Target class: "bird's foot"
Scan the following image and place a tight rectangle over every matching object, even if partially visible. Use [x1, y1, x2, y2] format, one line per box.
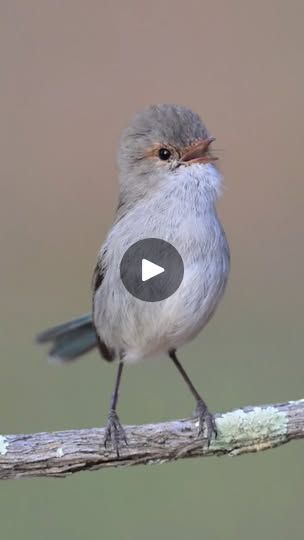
[104, 409, 128, 457]
[195, 399, 217, 447]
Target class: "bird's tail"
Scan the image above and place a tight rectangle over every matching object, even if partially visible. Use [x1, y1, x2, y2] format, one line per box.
[36, 313, 97, 362]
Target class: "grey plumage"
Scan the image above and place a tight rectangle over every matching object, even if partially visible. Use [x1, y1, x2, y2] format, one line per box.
[93, 104, 229, 364]
[37, 104, 230, 450]
[116, 104, 209, 217]
[38, 104, 230, 364]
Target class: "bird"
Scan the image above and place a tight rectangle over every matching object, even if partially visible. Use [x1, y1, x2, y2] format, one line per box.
[37, 104, 230, 454]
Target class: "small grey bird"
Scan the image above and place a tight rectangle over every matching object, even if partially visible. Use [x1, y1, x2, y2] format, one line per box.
[37, 104, 230, 453]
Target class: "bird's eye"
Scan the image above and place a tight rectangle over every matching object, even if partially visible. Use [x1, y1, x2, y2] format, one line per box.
[158, 148, 171, 161]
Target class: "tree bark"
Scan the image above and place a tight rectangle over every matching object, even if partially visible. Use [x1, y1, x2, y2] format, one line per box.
[0, 399, 303, 479]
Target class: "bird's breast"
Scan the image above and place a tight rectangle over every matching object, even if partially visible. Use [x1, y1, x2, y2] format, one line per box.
[94, 165, 230, 361]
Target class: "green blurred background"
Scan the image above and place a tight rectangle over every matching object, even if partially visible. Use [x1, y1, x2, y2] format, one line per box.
[0, 1, 303, 538]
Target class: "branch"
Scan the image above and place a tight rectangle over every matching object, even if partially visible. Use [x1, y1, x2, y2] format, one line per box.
[0, 399, 303, 479]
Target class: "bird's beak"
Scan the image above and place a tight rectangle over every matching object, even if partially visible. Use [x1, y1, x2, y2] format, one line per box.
[180, 137, 218, 165]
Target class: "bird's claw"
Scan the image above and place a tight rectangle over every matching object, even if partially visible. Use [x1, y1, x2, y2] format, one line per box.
[104, 409, 128, 457]
[195, 399, 217, 447]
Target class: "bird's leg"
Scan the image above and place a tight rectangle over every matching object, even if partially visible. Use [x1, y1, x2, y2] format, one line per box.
[104, 362, 127, 456]
[168, 349, 217, 446]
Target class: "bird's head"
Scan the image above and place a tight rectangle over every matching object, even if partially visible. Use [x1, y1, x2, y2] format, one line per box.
[117, 104, 220, 209]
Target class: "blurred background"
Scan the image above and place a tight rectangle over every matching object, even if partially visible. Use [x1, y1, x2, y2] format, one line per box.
[0, 1, 303, 538]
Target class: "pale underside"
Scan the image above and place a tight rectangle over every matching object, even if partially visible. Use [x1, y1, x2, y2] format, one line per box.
[93, 163, 230, 364]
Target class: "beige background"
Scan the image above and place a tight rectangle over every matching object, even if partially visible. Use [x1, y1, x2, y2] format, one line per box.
[0, 1, 304, 539]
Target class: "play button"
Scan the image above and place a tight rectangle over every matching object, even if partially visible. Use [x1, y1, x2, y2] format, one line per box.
[120, 238, 184, 302]
[142, 259, 164, 282]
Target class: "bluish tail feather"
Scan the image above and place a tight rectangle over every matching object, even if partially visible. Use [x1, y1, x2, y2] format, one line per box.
[36, 313, 97, 361]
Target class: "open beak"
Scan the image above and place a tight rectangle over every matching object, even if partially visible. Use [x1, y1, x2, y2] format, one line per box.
[180, 137, 218, 165]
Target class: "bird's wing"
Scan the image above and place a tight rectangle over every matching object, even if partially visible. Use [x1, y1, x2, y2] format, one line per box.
[92, 250, 115, 361]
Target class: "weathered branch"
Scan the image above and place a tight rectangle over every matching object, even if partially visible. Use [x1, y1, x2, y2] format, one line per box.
[0, 399, 303, 479]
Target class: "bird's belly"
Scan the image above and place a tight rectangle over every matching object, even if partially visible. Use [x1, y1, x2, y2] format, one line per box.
[96, 251, 228, 364]
[94, 175, 230, 363]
